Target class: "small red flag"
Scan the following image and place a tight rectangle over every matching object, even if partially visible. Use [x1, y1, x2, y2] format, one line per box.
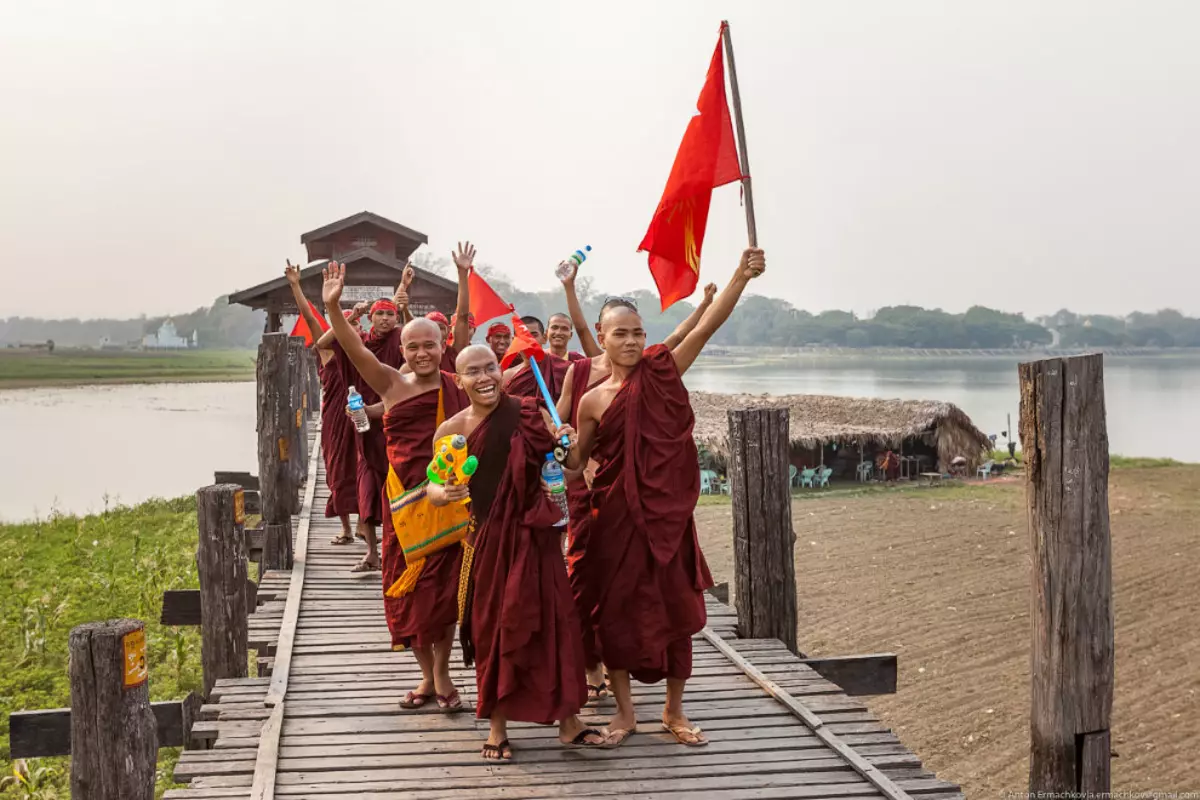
[638, 24, 744, 310]
[500, 313, 545, 371]
[290, 300, 330, 346]
[468, 268, 511, 324]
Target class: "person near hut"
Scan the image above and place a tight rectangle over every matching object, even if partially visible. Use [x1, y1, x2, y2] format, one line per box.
[428, 344, 605, 760]
[562, 246, 766, 748]
[322, 257, 472, 710]
[555, 265, 717, 702]
[284, 261, 360, 545]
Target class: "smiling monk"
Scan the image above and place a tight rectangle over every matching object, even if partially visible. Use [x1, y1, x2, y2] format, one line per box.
[563, 247, 766, 748]
[323, 252, 473, 712]
[428, 344, 603, 762]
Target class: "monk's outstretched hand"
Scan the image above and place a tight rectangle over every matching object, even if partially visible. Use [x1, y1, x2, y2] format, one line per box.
[738, 248, 766, 281]
[428, 480, 469, 507]
[285, 260, 302, 286]
[453, 241, 476, 273]
[702, 282, 718, 303]
[322, 261, 346, 307]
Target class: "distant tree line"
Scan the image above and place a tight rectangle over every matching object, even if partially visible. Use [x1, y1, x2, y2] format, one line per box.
[4, 273, 1198, 352]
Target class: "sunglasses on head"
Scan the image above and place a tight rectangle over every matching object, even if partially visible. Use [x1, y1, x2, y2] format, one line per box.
[601, 296, 638, 311]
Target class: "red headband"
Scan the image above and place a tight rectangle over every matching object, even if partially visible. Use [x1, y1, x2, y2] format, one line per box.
[370, 299, 397, 315]
[342, 309, 355, 319]
[487, 323, 510, 337]
[425, 311, 449, 325]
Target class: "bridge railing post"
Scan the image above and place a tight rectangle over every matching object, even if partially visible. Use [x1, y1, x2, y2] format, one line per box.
[287, 336, 309, 504]
[258, 333, 295, 533]
[1020, 353, 1113, 793]
[68, 619, 157, 800]
[726, 406, 798, 654]
[197, 484, 250, 699]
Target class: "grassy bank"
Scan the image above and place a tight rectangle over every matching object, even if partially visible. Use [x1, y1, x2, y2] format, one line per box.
[0, 349, 255, 389]
[1, 497, 204, 798]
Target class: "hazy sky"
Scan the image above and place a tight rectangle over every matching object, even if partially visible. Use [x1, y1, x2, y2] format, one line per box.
[3, 0, 1198, 320]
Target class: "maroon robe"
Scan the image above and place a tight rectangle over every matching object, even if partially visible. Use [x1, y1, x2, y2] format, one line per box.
[505, 353, 572, 407]
[381, 372, 469, 650]
[568, 350, 588, 363]
[584, 345, 713, 683]
[333, 328, 403, 525]
[318, 354, 358, 517]
[462, 395, 587, 723]
[563, 358, 601, 669]
[440, 343, 459, 374]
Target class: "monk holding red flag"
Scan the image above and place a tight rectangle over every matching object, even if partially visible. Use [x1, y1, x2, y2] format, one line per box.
[564, 247, 766, 748]
[502, 315, 573, 405]
[429, 344, 604, 761]
[322, 258, 471, 711]
[284, 261, 359, 544]
[555, 262, 716, 701]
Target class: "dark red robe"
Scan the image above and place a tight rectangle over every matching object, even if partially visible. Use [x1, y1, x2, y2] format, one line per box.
[333, 329, 403, 525]
[462, 395, 587, 723]
[584, 345, 713, 683]
[440, 343, 459, 374]
[505, 353, 572, 407]
[381, 373, 469, 650]
[318, 353, 358, 518]
[568, 350, 588, 363]
[563, 358, 601, 669]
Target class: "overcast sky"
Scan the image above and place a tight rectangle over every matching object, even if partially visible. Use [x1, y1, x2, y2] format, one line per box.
[2, 0, 1197, 320]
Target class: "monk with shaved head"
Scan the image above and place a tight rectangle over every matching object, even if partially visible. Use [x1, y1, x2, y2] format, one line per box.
[324, 258, 471, 712]
[429, 344, 603, 760]
[563, 247, 766, 748]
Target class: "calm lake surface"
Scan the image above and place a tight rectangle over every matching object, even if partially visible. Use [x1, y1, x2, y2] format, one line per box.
[1, 355, 1197, 522]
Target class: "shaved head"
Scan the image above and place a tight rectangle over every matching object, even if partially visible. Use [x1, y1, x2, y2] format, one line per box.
[401, 317, 441, 343]
[400, 317, 443, 377]
[455, 343, 497, 371]
[548, 312, 570, 325]
[598, 304, 646, 368]
[599, 304, 643, 331]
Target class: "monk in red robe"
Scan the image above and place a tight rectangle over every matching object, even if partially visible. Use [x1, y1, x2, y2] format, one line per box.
[484, 322, 511, 362]
[429, 344, 605, 761]
[323, 260, 472, 711]
[565, 247, 766, 748]
[285, 262, 360, 543]
[555, 268, 717, 701]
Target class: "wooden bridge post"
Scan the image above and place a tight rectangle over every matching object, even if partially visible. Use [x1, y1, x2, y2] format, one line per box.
[306, 347, 321, 418]
[68, 619, 157, 800]
[726, 407, 798, 654]
[288, 336, 309, 499]
[1019, 353, 1113, 793]
[258, 333, 295, 522]
[197, 484, 250, 699]
[262, 521, 292, 573]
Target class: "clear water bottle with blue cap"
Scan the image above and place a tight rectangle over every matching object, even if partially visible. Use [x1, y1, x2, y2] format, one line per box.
[541, 453, 569, 526]
[347, 385, 370, 433]
[555, 246, 592, 281]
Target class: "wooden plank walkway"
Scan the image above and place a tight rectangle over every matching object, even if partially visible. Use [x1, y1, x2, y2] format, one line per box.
[167, 427, 963, 800]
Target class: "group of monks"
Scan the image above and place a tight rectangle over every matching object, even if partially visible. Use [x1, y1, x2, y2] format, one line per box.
[284, 241, 767, 760]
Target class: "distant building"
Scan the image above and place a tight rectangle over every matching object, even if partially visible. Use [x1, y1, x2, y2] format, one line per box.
[143, 319, 190, 349]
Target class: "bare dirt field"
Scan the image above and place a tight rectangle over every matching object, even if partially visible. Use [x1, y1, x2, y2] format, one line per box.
[694, 466, 1200, 797]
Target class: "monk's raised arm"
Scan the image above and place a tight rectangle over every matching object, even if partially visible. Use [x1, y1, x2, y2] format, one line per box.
[556, 363, 576, 424]
[671, 248, 766, 375]
[560, 263, 601, 358]
[451, 243, 475, 347]
[394, 264, 415, 325]
[322, 262, 403, 401]
[286, 260, 335, 354]
[662, 283, 717, 349]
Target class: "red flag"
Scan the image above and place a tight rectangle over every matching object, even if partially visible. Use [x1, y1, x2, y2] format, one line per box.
[638, 24, 744, 309]
[500, 313, 545, 370]
[290, 300, 330, 346]
[468, 268, 511, 324]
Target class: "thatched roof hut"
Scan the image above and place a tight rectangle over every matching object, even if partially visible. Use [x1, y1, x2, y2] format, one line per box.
[691, 392, 991, 473]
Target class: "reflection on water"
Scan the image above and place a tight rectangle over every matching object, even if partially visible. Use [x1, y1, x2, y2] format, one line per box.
[684, 356, 1200, 465]
[0, 382, 257, 523]
[0, 356, 1196, 521]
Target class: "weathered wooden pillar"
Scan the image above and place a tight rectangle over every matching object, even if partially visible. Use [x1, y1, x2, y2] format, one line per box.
[305, 347, 321, 417]
[262, 521, 292, 573]
[1019, 353, 1113, 793]
[727, 407, 798, 654]
[197, 484, 249, 699]
[288, 336, 309, 500]
[258, 333, 294, 523]
[68, 619, 157, 800]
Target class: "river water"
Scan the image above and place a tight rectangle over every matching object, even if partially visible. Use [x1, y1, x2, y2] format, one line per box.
[1, 355, 1197, 522]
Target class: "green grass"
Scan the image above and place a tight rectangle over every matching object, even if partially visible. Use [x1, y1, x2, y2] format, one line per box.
[0, 349, 255, 388]
[1108, 455, 1183, 469]
[0, 497, 204, 798]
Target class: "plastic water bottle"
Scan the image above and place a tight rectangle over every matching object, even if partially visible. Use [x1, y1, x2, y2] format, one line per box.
[554, 245, 592, 281]
[347, 385, 370, 433]
[541, 453, 569, 527]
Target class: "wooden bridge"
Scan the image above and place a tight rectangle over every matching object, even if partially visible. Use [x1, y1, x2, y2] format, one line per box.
[161, 420, 963, 800]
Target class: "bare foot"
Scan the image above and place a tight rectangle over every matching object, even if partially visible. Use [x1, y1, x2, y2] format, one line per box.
[662, 712, 708, 746]
[481, 734, 512, 761]
[399, 678, 435, 709]
[558, 715, 605, 748]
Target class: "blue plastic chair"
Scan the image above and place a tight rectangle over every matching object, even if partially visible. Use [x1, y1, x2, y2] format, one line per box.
[800, 468, 816, 488]
[700, 469, 717, 494]
[816, 466, 832, 488]
[977, 460, 995, 480]
[789, 464, 799, 487]
[856, 462, 873, 482]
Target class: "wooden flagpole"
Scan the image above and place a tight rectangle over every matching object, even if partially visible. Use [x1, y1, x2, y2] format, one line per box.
[721, 20, 757, 247]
